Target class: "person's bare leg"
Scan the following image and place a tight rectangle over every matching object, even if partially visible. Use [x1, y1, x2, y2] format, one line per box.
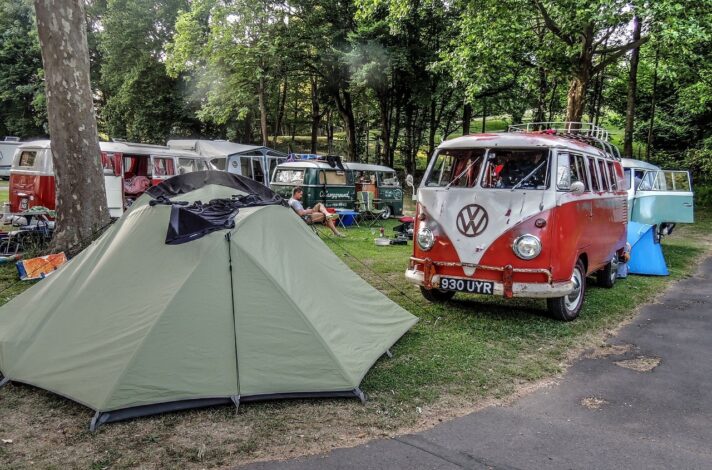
[327, 218, 344, 237]
[313, 203, 330, 217]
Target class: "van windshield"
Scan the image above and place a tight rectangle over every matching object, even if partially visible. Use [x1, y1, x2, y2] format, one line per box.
[481, 149, 550, 189]
[424, 149, 486, 188]
[274, 169, 304, 184]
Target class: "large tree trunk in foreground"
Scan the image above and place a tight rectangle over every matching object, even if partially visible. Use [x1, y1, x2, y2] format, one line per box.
[623, 16, 642, 157]
[34, 0, 108, 254]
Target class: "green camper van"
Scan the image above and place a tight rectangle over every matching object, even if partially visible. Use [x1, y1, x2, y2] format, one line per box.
[271, 159, 403, 218]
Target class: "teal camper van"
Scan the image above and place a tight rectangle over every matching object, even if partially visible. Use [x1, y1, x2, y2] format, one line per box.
[270, 157, 403, 218]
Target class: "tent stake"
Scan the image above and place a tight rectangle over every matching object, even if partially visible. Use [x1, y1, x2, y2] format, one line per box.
[89, 411, 106, 433]
[353, 388, 367, 405]
[231, 395, 241, 412]
[385, 348, 393, 358]
[0, 376, 9, 389]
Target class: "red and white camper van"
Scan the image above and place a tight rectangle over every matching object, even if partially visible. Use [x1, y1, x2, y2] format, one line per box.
[9, 141, 211, 218]
[406, 123, 628, 321]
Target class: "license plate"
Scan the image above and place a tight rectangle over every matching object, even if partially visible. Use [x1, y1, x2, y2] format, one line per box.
[439, 277, 494, 295]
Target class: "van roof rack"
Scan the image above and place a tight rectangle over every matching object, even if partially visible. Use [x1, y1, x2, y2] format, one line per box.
[508, 122, 621, 161]
[3, 136, 20, 142]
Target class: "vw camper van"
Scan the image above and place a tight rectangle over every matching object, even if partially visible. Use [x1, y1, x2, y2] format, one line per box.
[406, 123, 628, 321]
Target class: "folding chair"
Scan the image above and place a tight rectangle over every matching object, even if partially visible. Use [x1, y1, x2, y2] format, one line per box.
[355, 191, 385, 227]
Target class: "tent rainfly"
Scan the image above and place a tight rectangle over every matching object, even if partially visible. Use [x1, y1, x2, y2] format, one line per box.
[0, 171, 417, 430]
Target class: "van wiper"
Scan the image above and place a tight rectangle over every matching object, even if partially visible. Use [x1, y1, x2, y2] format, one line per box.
[445, 157, 481, 190]
[511, 160, 547, 191]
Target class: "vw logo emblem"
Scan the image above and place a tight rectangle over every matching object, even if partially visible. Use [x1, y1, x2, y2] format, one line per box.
[456, 204, 488, 237]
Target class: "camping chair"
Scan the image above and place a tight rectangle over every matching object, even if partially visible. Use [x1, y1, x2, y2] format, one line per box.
[355, 191, 385, 227]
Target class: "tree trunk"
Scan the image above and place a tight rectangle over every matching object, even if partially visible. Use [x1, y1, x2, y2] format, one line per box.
[404, 102, 414, 174]
[481, 99, 487, 133]
[534, 67, 548, 122]
[565, 26, 594, 123]
[389, 104, 401, 168]
[623, 15, 642, 157]
[334, 90, 357, 161]
[273, 76, 288, 145]
[565, 73, 589, 123]
[257, 75, 268, 146]
[310, 76, 320, 154]
[548, 77, 559, 121]
[428, 96, 437, 158]
[646, 49, 659, 160]
[462, 102, 472, 135]
[34, 0, 109, 254]
[378, 94, 390, 166]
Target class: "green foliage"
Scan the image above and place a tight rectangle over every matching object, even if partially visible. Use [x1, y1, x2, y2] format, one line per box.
[0, 0, 45, 137]
[98, 0, 198, 143]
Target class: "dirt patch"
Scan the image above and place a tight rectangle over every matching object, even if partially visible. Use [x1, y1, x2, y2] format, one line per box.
[580, 396, 608, 410]
[615, 356, 661, 372]
[583, 343, 634, 359]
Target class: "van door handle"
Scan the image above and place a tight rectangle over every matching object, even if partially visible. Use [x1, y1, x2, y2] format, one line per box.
[683, 203, 693, 207]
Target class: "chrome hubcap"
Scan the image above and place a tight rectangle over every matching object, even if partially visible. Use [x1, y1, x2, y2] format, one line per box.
[565, 268, 583, 311]
[610, 257, 619, 282]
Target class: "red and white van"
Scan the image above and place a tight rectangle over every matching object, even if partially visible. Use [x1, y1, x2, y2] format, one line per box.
[9, 140, 210, 218]
[406, 123, 628, 320]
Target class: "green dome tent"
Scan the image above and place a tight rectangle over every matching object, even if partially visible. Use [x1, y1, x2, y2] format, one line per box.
[0, 172, 417, 430]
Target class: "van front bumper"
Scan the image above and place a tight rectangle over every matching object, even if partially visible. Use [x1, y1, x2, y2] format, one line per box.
[405, 266, 574, 299]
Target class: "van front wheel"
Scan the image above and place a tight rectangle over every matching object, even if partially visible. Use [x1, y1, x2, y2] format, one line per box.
[381, 205, 392, 219]
[420, 286, 455, 302]
[547, 259, 586, 321]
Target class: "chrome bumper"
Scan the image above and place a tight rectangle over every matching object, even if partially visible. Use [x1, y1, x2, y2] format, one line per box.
[405, 268, 574, 299]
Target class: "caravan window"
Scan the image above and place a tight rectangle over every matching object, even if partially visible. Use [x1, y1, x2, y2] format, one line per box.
[426, 149, 486, 188]
[607, 161, 618, 190]
[597, 159, 610, 190]
[17, 151, 37, 168]
[274, 169, 304, 184]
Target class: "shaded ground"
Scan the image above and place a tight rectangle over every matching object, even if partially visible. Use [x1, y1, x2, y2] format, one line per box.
[247, 256, 712, 469]
[0, 207, 710, 468]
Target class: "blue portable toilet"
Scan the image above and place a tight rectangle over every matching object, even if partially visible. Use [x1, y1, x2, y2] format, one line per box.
[627, 221, 669, 276]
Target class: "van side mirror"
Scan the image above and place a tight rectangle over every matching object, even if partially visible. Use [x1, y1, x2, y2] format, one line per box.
[405, 174, 414, 188]
[571, 181, 585, 194]
[103, 167, 115, 176]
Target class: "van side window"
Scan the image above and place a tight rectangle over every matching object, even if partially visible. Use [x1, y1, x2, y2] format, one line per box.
[153, 157, 175, 176]
[177, 158, 196, 175]
[324, 170, 347, 185]
[597, 159, 609, 190]
[556, 152, 587, 190]
[607, 161, 618, 190]
[18, 151, 37, 167]
[587, 157, 600, 191]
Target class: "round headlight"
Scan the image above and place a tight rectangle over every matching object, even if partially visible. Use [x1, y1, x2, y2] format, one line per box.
[417, 226, 435, 251]
[512, 234, 542, 260]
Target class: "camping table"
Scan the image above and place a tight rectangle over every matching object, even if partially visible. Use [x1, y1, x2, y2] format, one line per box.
[336, 209, 360, 229]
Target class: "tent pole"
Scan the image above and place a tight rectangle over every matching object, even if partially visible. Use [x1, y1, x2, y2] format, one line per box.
[353, 388, 367, 405]
[226, 232, 241, 399]
[0, 375, 9, 389]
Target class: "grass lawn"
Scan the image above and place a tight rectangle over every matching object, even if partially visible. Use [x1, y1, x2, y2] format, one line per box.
[0, 209, 710, 468]
[0, 181, 7, 205]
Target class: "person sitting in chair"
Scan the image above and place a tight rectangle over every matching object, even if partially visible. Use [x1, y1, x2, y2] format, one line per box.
[288, 187, 345, 237]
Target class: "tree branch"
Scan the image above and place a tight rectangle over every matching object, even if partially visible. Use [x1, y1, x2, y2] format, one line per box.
[531, 0, 574, 46]
[593, 36, 649, 73]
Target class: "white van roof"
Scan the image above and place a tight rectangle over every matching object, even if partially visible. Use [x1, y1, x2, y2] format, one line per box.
[276, 161, 395, 172]
[167, 139, 287, 159]
[621, 158, 660, 171]
[18, 140, 200, 158]
[439, 132, 610, 158]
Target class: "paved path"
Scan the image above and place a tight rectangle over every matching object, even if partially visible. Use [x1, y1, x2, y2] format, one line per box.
[247, 257, 712, 470]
